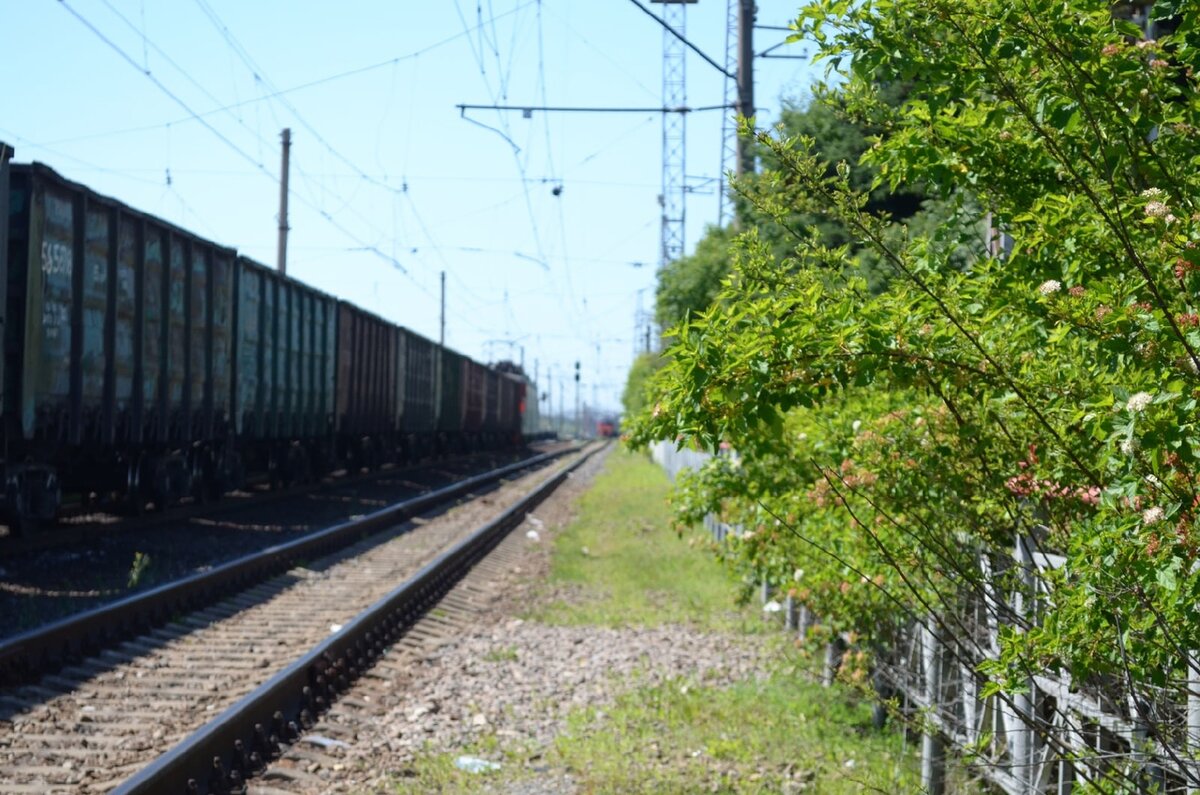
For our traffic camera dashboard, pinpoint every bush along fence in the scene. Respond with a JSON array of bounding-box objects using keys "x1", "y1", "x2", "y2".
[{"x1": 650, "y1": 440, "x2": 1200, "y2": 794}]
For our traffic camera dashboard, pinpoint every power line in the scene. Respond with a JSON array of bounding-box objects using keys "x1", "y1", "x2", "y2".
[
  {"x1": 95, "y1": 0, "x2": 275, "y2": 153},
  {"x1": 58, "y1": 0, "x2": 269, "y2": 174},
  {"x1": 37, "y1": 1, "x2": 538, "y2": 149},
  {"x1": 457, "y1": 102, "x2": 733, "y2": 114},
  {"x1": 57, "y1": 0, "x2": 409, "y2": 276},
  {"x1": 625, "y1": 0, "x2": 734, "y2": 79}
]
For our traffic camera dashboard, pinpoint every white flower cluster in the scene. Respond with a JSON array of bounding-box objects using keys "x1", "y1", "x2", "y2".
[
  {"x1": 1141, "y1": 187, "x2": 1164, "y2": 198},
  {"x1": 1145, "y1": 200, "x2": 1171, "y2": 218},
  {"x1": 1038, "y1": 279, "x2": 1062, "y2": 296},
  {"x1": 1126, "y1": 391, "x2": 1153, "y2": 412},
  {"x1": 1142, "y1": 506, "x2": 1165, "y2": 525}
]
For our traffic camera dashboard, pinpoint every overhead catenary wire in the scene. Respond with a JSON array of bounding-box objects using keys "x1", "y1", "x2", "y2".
[
  {"x1": 57, "y1": 0, "x2": 408, "y2": 278},
  {"x1": 452, "y1": 0, "x2": 560, "y2": 339},
  {"x1": 37, "y1": 2, "x2": 539, "y2": 150},
  {"x1": 624, "y1": 0, "x2": 734, "y2": 79},
  {"x1": 94, "y1": 0, "x2": 276, "y2": 154},
  {"x1": 457, "y1": 103, "x2": 734, "y2": 114}
]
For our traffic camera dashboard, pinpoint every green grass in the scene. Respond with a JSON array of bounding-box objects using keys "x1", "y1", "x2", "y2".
[
  {"x1": 529, "y1": 448, "x2": 757, "y2": 631},
  {"x1": 553, "y1": 665, "x2": 922, "y2": 793},
  {"x1": 382, "y1": 448, "x2": 938, "y2": 794},
  {"x1": 482, "y1": 645, "x2": 519, "y2": 663}
]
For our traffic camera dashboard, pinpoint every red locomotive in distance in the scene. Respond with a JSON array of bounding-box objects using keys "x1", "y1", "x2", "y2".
[{"x1": 596, "y1": 417, "x2": 619, "y2": 438}]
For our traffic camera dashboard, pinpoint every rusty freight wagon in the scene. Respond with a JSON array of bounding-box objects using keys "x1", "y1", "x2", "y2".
[
  {"x1": 335, "y1": 302, "x2": 398, "y2": 470},
  {"x1": 498, "y1": 371, "x2": 525, "y2": 445},
  {"x1": 4, "y1": 161, "x2": 240, "y2": 523},
  {"x1": 461, "y1": 357, "x2": 487, "y2": 447}
]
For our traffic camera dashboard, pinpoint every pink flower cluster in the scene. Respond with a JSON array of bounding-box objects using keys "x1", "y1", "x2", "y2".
[{"x1": 1005, "y1": 445, "x2": 1100, "y2": 506}]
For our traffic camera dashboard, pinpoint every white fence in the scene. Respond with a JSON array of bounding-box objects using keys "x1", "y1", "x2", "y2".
[{"x1": 648, "y1": 440, "x2": 1200, "y2": 794}]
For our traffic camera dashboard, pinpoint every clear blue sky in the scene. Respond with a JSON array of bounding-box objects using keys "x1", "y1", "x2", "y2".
[{"x1": 3, "y1": 1, "x2": 813, "y2": 415}]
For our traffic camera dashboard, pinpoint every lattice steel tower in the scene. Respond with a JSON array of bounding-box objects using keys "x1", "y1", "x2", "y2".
[
  {"x1": 654, "y1": 0, "x2": 692, "y2": 270},
  {"x1": 718, "y1": 0, "x2": 738, "y2": 226}
]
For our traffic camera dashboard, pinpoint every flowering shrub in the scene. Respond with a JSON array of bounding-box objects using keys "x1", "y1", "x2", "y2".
[{"x1": 627, "y1": 0, "x2": 1200, "y2": 783}]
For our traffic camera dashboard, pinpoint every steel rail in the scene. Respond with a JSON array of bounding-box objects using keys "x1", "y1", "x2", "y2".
[
  {"x1": 0, "y1": 448, "x2": 526, "y2": 556},
  {"x1": 0, "y1": 446, "x2": 575, "y2": 685},
  {"x1": 113, "y1": 443, "x2": 600, "y2": 795}
]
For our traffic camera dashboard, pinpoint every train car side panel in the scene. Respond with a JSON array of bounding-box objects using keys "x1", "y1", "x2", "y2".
[
  {"x1": 114, "y1": 216, "x2": 137, "y2": 440},
  {"x1": 336, "y1": 303, "x2": 396, "y2": 436},
  {"x1": 166, "y1": 236, "x2": 187, "y2": 431},
  {"x1": 233, "y1": 259, "x2": 262, "y2": 437},
  {"x1": 19, "y1": 178, "x2": 74, "y2": 440},
  {"x1": 436, "y1": 348, "x2": 463, "y2": 435},
  {"x1": 80, "y1": 205, "x2": 107, "y2": 436},
  {"x1": 141, "y1": 225, "x2": 163, "y2": 440},
  {"x1": 462, "y1": 359, "x2": 485, "y2": 434},
  {"x1": 483, "y1": 368, "x2": 500, "y2": 433},
  {"x1": 402, "y1": 329, "x2": 436, "y2": 435},
  {"x1": 211, "y1": 251, "x2": 233, "y2": 437}
]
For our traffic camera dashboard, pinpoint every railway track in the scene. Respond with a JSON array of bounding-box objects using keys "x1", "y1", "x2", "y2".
[
  {"x1": 0, "y1": 444, "x2": 571, "y2": 677},
  {"x1": 0, "y1": 445, "x2": 551, "y2": 557},
  {"x1": 0, "y1": 443, "x2": 597, "y2": 793},
  {"x1": 247, "y1": 500, "x2": 568, "y2": 794}
]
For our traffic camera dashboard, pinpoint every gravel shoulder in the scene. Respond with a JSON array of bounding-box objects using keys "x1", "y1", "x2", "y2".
[{"x1": 260, "y1": 446, "x2": 776, "y2": 794}]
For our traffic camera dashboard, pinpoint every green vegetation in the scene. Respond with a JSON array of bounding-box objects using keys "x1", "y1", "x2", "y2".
[
  {"x1": 481, "y1": 646, "x2": 519, "y2": 663},
  {"x1": 620, "y1": 350, "x2": 665, "y2": 419},
  {"x1": 554, "y1": 669, "x2": 921, "y2": 793},
  {"x1": 627, "y1": 0, "x2": 1200, "y2": 787},
  {"x1": 387, "y1": 449, "x2": 929, "y2": 793},
  {"x1": 530, "y1": 449, "x2": 754, "y2": 630},
  {"x1": 126, "y1": 551, "x2": 152, "y2": 589}
]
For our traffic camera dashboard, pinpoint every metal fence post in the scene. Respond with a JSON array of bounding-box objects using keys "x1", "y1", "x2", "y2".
[
  {"x1": 1010, "y1": 535, "x2": 1035, "y2": 789},
  {"x1": 922, "y1": 621, "x2": 946, "y2": 795},
  {"x1": 823, "y1": 633, "x2": 844, "y2": 687},
  {"x1": 1189, "y1": 652, "x2": 1200, "y2": 794}
]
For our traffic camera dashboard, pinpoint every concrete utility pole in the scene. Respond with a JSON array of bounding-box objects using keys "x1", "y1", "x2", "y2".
[
  {"x1": 277, "y1": 128, "x2": 291, "y2": 275},
  {"x1": 439, "y1": 271, "x2": 446, "y2": 347},
  {"x1": 736, "y1": 0, "x2": 755, "y2": 179},
  {"x1": 0, "y1": 142, "x2": 12, "y2": 397}
]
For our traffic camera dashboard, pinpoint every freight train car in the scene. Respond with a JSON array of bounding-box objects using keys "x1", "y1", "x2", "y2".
[
  {"x1": 497, "y1": 371, "x2": 524, "y2": 446},
  {"x1": 234, "y1": 256, "x2": 337, "y2": 487},
  {"x1": 491, "y1": 362, "x2": 541, "y2": 445},
  {"x1": 436, "y1": 347, "x2": 464, "y2": 454},
  {"x1": 461, "y1": 358, "x2": 487, "y2": 445},
  {"x1": 4, "y1": 161, "x2": 244, "y2": 518},
  {"x1": 519, "y1": 374, "x2": 540, "y2": 440},
  {"x1": 396, "y1": 326, "x2": 437, "y2": 461},
  {"x1": 0, "y1": 149, "x2": 531, "y2": 532},
  {"x1": 483, "y1": 367, "x2": 502, "y2": 445},
  {"x1": 335, "y1": 302, "x2": 397, "y2": 471}
]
